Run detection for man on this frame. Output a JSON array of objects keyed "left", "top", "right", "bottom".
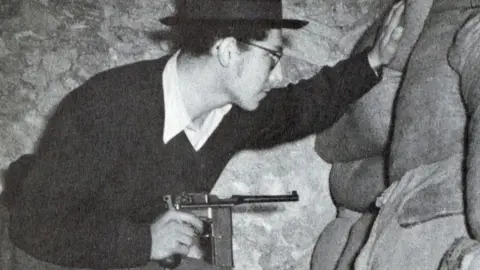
[
  {"left": 354, "top": 0, "right": 480, "bottom": 269},
  {"left": 1, "top": 0, "right": 405, "bottom": 269}
]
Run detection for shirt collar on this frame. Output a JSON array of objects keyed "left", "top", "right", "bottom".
[
  {"left": 162, "top": 51, "right": 232, "bottom": 149},
  {"left": 163, "top": 50, "right": 193, "bottom": 144}
]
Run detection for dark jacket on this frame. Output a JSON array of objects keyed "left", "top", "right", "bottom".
[{"left": 4, "top": 50, "right": 379, "bottom": 269}]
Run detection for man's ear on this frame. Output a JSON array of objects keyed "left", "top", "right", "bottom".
[{"left": 212, "top": 37, "right": 239, "bottom": 68}]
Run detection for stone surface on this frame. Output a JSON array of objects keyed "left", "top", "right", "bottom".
[
  {"left": 0, "top": 0, "right": 389, "bottom": 269},
  {"left": 0, "top": 0, "right": 22, "bottom": 21}
]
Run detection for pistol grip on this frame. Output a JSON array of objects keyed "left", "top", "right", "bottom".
[{"left": 158, "top": 254, "right": 182, "bottom": 269}]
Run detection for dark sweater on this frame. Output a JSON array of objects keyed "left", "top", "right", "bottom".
[{"left": 6, "top": 50, "right": 379, "bottom": 269}]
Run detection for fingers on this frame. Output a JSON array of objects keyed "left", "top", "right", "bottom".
[
  {"left": 175, "top": 232, "right": 194, "bottom": 247},
  {"left": 383, "top": 1, "right": 405, "bottom": 41},
  {"left": 162, "top": 210, "right": 203, "bottom": 236},
  {"left": 390, "top": 2, "right": 405, "bottom": 29},
  {"left": 171, "top": 240, "right": 190, "bottom": 255},
  {"left": 386, "top": 0, "right": 405, "bottom": 26},
  {"left": 162, "top": 210, "right": 203, "bottom": 244},
  {"left": 164, "top": 221, "right": 197, "bottom": 255},
  {"left": 170, "top": 211, "right": 204, "bottom": 233},
  {"left": 175, "top": 221, "right": 197, "bottom": 237},
  {"left": 384, "top": 0, "right": 400, "bottom": 24}
]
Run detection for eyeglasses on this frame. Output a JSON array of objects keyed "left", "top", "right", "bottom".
[{"left": 238, "top": 40, "right": 283, "bottom": 70}]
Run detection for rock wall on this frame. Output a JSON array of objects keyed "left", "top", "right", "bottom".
[{"left": 0, "top": 0, "right": 389, "bottom": 269}]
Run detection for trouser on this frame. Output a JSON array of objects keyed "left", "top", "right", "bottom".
[
  {"left": 310, "top": 207, "right": 376, "bottom": 270},
  {"left": 355, "top": 214, "right": 468, "bottom": 270}
]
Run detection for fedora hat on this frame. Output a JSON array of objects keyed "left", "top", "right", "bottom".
[{"left": 159, "top": 0, "right": 309, "bottom": 29}]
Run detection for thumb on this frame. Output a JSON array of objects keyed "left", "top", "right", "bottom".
[{"left": 392, "top": 26, "right": 404, "bottom": 41}]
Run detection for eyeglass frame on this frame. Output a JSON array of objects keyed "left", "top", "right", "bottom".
[{"left": 237, "top": 40, "right": 283, "bottom": 69}]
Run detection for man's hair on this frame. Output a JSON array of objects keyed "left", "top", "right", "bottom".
[{"left": 152, "top": 21, "right": 272, "bottom": 55}]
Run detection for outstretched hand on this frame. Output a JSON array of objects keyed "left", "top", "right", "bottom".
[{"left": 368, "top": 0, "right": 406, "bottom": 69}]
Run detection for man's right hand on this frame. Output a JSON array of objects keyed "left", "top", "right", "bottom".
[{"left": 150, "top": 210, "right": 204, "bottom": 260}]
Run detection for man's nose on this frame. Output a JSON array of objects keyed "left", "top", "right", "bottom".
[{"left": 269, "top": 62, "right": 284, "bottom": 84}]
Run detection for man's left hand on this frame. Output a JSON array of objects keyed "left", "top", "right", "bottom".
[{"left": 368, "top": 0, "right": 406, "bottom": 70}]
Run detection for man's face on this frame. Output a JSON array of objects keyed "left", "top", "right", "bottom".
[{"left": 228, "top": 29, "right": 284, "bottom": 111}]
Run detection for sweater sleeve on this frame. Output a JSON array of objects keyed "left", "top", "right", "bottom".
[
  {"left": 9, "top": 98, "right": 152, "bottom": 269},
  {"left": 232, "top": 48, "right": 381, "bottom": 149}
]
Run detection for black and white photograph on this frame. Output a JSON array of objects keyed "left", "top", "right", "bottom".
[{"left": 1, "top": 0, "right": 479, "bottom": 269}]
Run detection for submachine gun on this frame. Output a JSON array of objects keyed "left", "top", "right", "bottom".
[{"left": 158, "top": 191, "right": 299, "bottom": 269}]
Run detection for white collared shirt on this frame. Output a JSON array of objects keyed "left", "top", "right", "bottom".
[{"left": 162, "top": 51, "right": 232, "bottom": 151}]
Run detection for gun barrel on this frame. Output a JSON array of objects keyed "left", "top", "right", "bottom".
[
  {"left": 233, "top": 191, "right": 299, "bottom": 204},
  {"left": 175, "top": 191, "right": 299, "bottom": 209},
  {"left": 178, "top": 202, "right": 236, "bottom": 209}
]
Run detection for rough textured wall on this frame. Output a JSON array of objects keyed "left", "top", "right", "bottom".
[{"left": 0, "top": 0, "right": 388, "bottom": 269}]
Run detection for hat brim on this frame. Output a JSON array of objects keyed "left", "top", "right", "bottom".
[{"left": 159, "top": 17, "right": 309, "bottom": 29}]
